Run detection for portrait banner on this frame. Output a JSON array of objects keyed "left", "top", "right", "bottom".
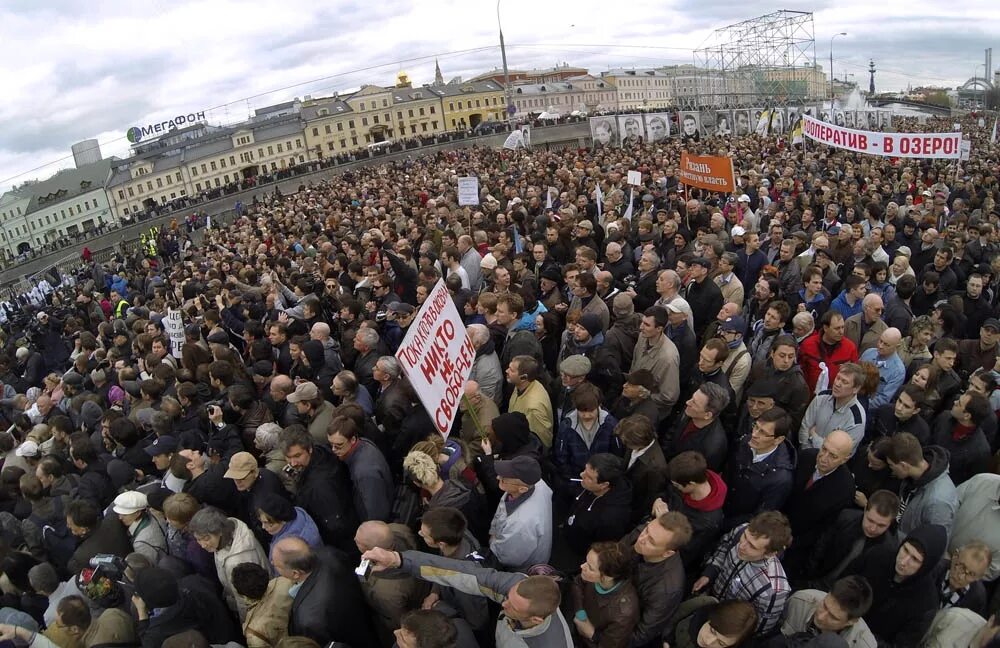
[
  {"left": 395, "top": 280, "right": 476, "bottom": 437},
  {"left": 802, "top": 115, "right": 962, "bottom": 159},
  {"left": 643, "top": 113, "right": 671, "bottom": 143},
  {"left": 679, "top": 151, "right": 735, "bottom": 193},
  {"left": 618, "top": 115, "right": 646, "bottom": 146},
  {"left": 590, "top": 117, "right": 618, "bottom": 147}
]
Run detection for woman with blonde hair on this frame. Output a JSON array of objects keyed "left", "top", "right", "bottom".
[{"left": 898, "top": 315, "right": 934, "bottom": 368}]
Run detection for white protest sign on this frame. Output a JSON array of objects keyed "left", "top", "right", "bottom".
[
  {"left": 165, "top": 309, "right": 185, "bottom": 359},
  {"left": 960, "top": 139, "right": 971, "bottom": 161},
  {"left": 627, "top": 170, "right": 642, "bottom": 186},
  {"left": 457, "top": 176, "right": 480, "bottom": 206},
  {"left": 953, "top": 123, "right": 961, "bottom": 131},
  {"left": 802, "top": 115, "right": 962, "bottom": 159},
  {"left": 395, "top": 280, "right": 476, "bottom": 436}
]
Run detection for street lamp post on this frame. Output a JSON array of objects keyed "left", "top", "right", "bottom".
[
  {"left": 830, "top": 32, "right": 847, "bottom": 102},
  {"left": 497, "top": 0, "right": 514, "bottom": 128}
]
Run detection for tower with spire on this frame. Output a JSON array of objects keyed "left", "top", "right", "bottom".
[
  {"left": 434, "top": 59, "right": 444, "bottom": 86},
  {"left": 869, "top": 60, "right": 876, "bottom": 95}
]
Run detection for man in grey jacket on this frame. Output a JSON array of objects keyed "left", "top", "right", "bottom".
[
  {"left": 884, "top": 433, "right": 958, "bottom": 539},
  {"left": 362, "top": 545, "right": 573, "bottom": 648},
  {"left": 488, "top": 456, "right": 553, "bottom": 570}
]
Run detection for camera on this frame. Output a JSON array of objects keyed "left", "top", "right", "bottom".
[{"left": 90, "top": 554, "right": 127, "bottom": 582}]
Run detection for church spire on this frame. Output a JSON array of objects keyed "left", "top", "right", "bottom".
[{"left": 434, "top": 59, "right": 444, "bottom": 85}]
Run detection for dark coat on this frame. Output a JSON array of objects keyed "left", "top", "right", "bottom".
[
  {"left": 723, "top": 437, "right": 796, "bottom": 529},
  {"left": 566, "top": 479, "right": 634, "bottom": 557},
  {"left": 632, "top": 271, "right": 659, "bottom": 312},
  {"left": 661, "top": 416, "right": 728, "bottom": 472},
  {"left": 288, "top": 547, "right": 377, "bottom": 646},
  {"left": 66, "top": 514, "right": 133, "bottom": 577},
  {"left": 139, "top": 575, "right": 241, "bottom": 648},
  {"left": 183, "top": 463, "right": 240, "bottom": 515},
  {"left": 850, "top": 523, "right": 948, "bottom": 648},
  {"left": 293, "top": 445, "right": 358, "bottom": 550},
  {"left": 930, "top": 412, "right": 991, "bottom": 486},
  {"left": 784, "top": 449, "right": 855, "bottom": 548},
  {"left": 804, "top": 507, "right": 898, "bottom": 589},
  {"left": 374, "top": 380, "right": 410, "bottom": 431},
  {"left": 935, "top": 558, "right": 988, "bottom": 616},
  {"left": 619, "top": 523, "right": 686, "bottom": 647},
  {"left": 869, "top": 404, "right": 931, "bottom": 446},
  {"left": 626, "top": 443, "right": 668, "bottom": 524},
  {"left": 76, "top": 460, "right": 115, "bottom": 509},
  {"left": 684, "top": 278, "right": 724, "bottom": 339},
  {"left": 664, "top": 471, "right": 727, "bottom": 573}
]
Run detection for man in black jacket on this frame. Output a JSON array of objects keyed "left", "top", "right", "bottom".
[
  {"left": 802, "top": 489, "right": 900, "bottom": 590},
  {"left": 274, "top": 536, "right": 376, "bottom": 646},
  {"left": 69, "top": 432, "right": 114, "bottom": 510},
  {"left": 282, "top": 427, "right": 357, "bottom": 551},
  {"left": 868, "top": 384, "right": 931, "bottom": 446},
  {"left": 683, "top": 257, "right": 724, "bottom": 339},
  {"left": 847, "top": 523, "right": 948, "bottom": 647},
  {"left": 723, "top": 407, "right": 796, "bottom": 530},
  {"left": 661, "top": 383, "right": 729, "bottom": 471},
  {"left": 782, "top": 430, "right": 856, "bottom": 578},
  {"left": 618, "top": 512, "right": 693, "bottom": 648}
]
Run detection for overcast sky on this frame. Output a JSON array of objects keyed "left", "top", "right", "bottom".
[{"left": 1, "top": 0, "right": 997, "bottom": 194}]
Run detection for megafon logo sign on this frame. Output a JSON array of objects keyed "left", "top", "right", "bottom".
[{"left": 127, "top": 111, "right": 207, "bottom": 143}]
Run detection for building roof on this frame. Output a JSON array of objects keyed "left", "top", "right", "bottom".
[
  {"left": 390, "top": 86, "right": 438, "bottom": 104},
  {"left": 301, "top": 97, "right": 354, "bottom": 121},
  {"left": 426, "top": 80, "right": 504, "bottom": 98},
  {"left": 24, "top": 159, "right": 113, "bottom": 215},
  {"left": 601, "top": 68, "right": 672, "bottom": 78},
  {"left": 512, "top": 82, "right": 577, "bottom": 96}
]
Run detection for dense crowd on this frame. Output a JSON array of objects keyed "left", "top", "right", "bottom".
[{"left": 0, "top": 110, "right": 997, "bottom": 648}]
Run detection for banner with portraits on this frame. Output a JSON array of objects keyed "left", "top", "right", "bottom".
[{"left": 588, "top": 105, "right": 896, "bottom": 147}]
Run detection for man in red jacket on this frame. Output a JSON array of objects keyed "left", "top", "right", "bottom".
[{"left": 799, "top": 310, "right": 859, "bottom": 394}]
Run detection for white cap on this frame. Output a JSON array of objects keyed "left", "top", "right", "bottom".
[
  {"left": 112, "top": 491, "right": 148, "bottom": 515},
  {"left": 737, "top": 195, "right": 751, "bottom": 203},
  {"left": 731, "top": 225, "right": 747, "bottom": 237},
  {"left": 15, "top": 440, "right": 39, "bottom": 458}
]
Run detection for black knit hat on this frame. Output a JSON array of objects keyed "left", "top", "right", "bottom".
[{"left": 134, "top": 566, "right": 179, "bottom": 608}]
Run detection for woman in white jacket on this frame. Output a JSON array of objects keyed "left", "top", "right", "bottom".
[{"left": 189, "top": 506, "right": 271, "bottom": 622}]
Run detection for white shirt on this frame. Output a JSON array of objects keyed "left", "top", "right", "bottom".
[
  {"left": 752, "top": 446, "right": 779, "bottom": 463},
  {"left": 628, "top": 440, "right": 657, "bottom": 469}
]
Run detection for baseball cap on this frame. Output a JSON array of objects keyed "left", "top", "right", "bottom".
[
  {"left": 144, "top": 436, "right": 178, "bottom": 457},
  {"left": 387, "top": 302, "right": 415, "bottom": 316},
  {"left": 731, "top": 225, "right": 747, "bottom": 237},
  {"left": 494, "top": 456, "right": 542, "bottom": 485},
  {"left": 665, "top": 298, "right": 692, "bottom": 315},
  {"left": 112, "top": 491, "right": 148, "bottom": 515},
  {"left": 719, "top": 316, "right": 747, "bottom": 333},
  {"left": 480, "top": 254, "right": 498, "bottom": 270},
  {"left": 982, "top": 318, "right": 1000, "bottom": 332},
  {"left": 576, "top": 220, "right": 594, "bottom": 231},
  {"left": 737, "top": 195, "right": 751, "bottom": 203},
  {"left": 62, "top": 371, "right": 85, "bottom": 388},
  {"left": 36, "top": 312, "right": 48, "bottom": 321},
  {"left": 223, "top": 452, "right": 258, "bottom": 480},
  {"left": 286, "top": 382, "right": 319, "bottom": 403}
]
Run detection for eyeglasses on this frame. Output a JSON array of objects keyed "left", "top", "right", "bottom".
[
  {"left": 751, "top": 421, "right": 777, "bottom": 438},
  {"left": 950, "top": 559, "right": 978, "bottom": 579}
]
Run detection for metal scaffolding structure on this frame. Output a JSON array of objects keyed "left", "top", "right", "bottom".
[{"left": 692, "top": 10, "right": 818, "bottom": 109}]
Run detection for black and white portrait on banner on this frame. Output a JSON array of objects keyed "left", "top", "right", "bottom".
[
  {"left": 856, "top": 110, "right": 870, "bottom": 130},
  {"left": 786, "top": 107, "right": 801, "bottom": 133},
  {"left": 680, "top": 111, "right": 701, "bottom": 141},
  {"left": 715, "top": 111, "right": 733, "bottom": 136},
  {"left": 699, "top": 109, "right": 715, "bottom": 137},
  {"left": 834, "top": 110, "right": 846, "bottom": 126},
  {"left": 844, "top": 111, "right": 855, "bottom": 128},
  {"left": 618, "top": 115, "right": 645, "bottom": 146},
  {"left": 769, "top": 108, "right": 785, "bottom": 134},
  {"left": 644, "top": 114, "right": 669, "bottom": 142},
  {"left": 733, "top": 110, "right": 751, "bottom": 135},
  {"left": 590, "top": 117, "right": 618, "bottom": 147}
]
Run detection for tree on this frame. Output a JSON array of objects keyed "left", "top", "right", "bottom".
[{"left": 923, "top": 91, "right": 952, "bottom": 108}]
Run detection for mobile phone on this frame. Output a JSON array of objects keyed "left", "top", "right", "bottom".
[{"left": 355, "top": 558, "right": 372, "bottom": 578}]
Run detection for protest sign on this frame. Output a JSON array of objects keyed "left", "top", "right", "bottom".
[
  {"left": 395, "top": 280, "right": 476, "bottom": 436},
  {"left": 165, "top": 309, "right": 185, "bottom": 359},
  {"left": 627, "top": 170, "right": 642, "bottom": 186},
  {"left": 679, "top": 152, "right": 736, "bottom": 193},
  {"left": 960, "top": 139, "right": 971, "bottom": 161},
  {"left": 802, "top": 115, "right": 962, "bottom": 159},
  {"left": 457, "top": 176, "right": 480, "bottom": 206}
]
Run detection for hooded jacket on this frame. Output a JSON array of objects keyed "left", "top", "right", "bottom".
[
  {"left": 665, "top": 470, "right": 727, "bottom": 572},
  {"left": 851, "top": 523, "right": 949, "bottom": 647},
  {"left": 269, "top": 506, "right": 323, "bottom": 561},
  {"left": 897, "top": 446, "right": 958, "bottom": 538},
  {"left": 475, "top": 412, "right": 545, "bottom": 508},
  {"left": 604, "top": 312, "right": 641, "bottom": 371},
  {"left": 470, "top": 338, "right": 503, "bottom": 404}
]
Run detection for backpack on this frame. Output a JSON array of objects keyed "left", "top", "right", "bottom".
[{"left": 29, "top": 497, "right": 76, "bottom": 575}]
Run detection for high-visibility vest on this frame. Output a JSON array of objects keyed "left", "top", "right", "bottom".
[{"left": 114, "top": 299, "right": 130, "bottom": 318}]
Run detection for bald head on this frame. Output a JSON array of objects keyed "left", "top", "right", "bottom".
[
  {"left": 875, "top": 327, "right": 901, "bottom": 358},
  {"left": 862, "top": 294, "right": 884, "bottom": 323},
  {"left": 355, "top": 520, "right": 394, "bottom": 553},
  {"left": 272, "top": 536, "right": 316, "bottom": 581},
  {"left": 271, "top": 375, "right": 294, "bottom": 395},
  {"left": 817, "top": 430, "right": 854, "bottom": 474},
  {"left": 310, "top": 322, "right": 331, "bottom": 341},
  {"left": 718, "top": 302, "right": 740, "bottom": 321}
]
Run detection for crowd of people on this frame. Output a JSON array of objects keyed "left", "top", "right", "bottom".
[{"left": 0, "top": 109, "right": 997, "bottom": 648}]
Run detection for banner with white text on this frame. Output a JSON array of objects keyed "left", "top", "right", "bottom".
[
  {"left": 802, "top": 114, "right": 961, "bottom": 159},
  {"left": 395, "top": 280, "right": 475, "bottom": 437}
]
